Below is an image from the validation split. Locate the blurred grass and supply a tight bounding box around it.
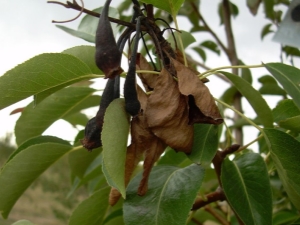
[0,135,88,225]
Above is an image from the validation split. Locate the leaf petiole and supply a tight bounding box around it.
[199,64,264,78]
[214,98,262,132]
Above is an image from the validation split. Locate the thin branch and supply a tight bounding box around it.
[51,0,84,23]
[205,205,230,225]
[47,1,136,28]
[222,0,243,145]
[190,2,229,55]
[192,188,226,211]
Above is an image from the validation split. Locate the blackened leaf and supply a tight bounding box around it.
[145,68,193,153]
[102,98,130,199]
[263,128,300,210]
[95,0,123,79]
[221,153,272,225]
[124,165,205,225]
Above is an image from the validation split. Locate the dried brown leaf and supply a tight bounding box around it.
[172,59,223,125]
[136,53,158,92]
[145,68,193,153]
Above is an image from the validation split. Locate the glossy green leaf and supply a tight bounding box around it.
[221,71,273,128]
[272,99,300,123]
[265,63,300,109]
[139,0,185,15]
[57,7,119,43]
[103,209,124,225]
[15,87,96,145]
[278,115,300,132]
[221,153,272,225]
[102,98,130,198]
[258,75,286,96]
[200,40,220,55]
[188,124,219,166]
[263,128,300,210]
[11,220,35,225]
[63,46,103,74]
[261,24,273,40]
[0,53,96,110]
[68,187,110,225]
[0,136,72,219]
[247,0,262,15]
[124,164,205,225]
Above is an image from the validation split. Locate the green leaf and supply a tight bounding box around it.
[262,0,274,20]
[265,63,300,109]
[57,7,119,43]
[11,220,36,225]
[263,128,300,210]
[200,40,220,55]
[272,99,300,123]
[63,112,89,127]
[218,1,239,24]
[221,71,273,128]
[0,136,72,219]
[282,46,300,58]
[273,210,299,225]
[15,87,96,145]
[168,30,196,49]
[192,47,206,62]
[124,165,205,225]
[247,0,262,15]
[239,60,253,84]
[261,24,273,40]
[62,46,103,74]
[139,0,185,15]
[68,187,110,225]
[0,53,96,110]
[278,115,300,132]
[258,75,286,96]
[68,146,101,179]
[102,98,130,198]
[221,153,272,225]
[188,124,219,166]
[220,86,238,105]
[68,153,104,197]
[157,147,188,166]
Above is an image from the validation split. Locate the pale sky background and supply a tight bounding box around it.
[0,0,298,148]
